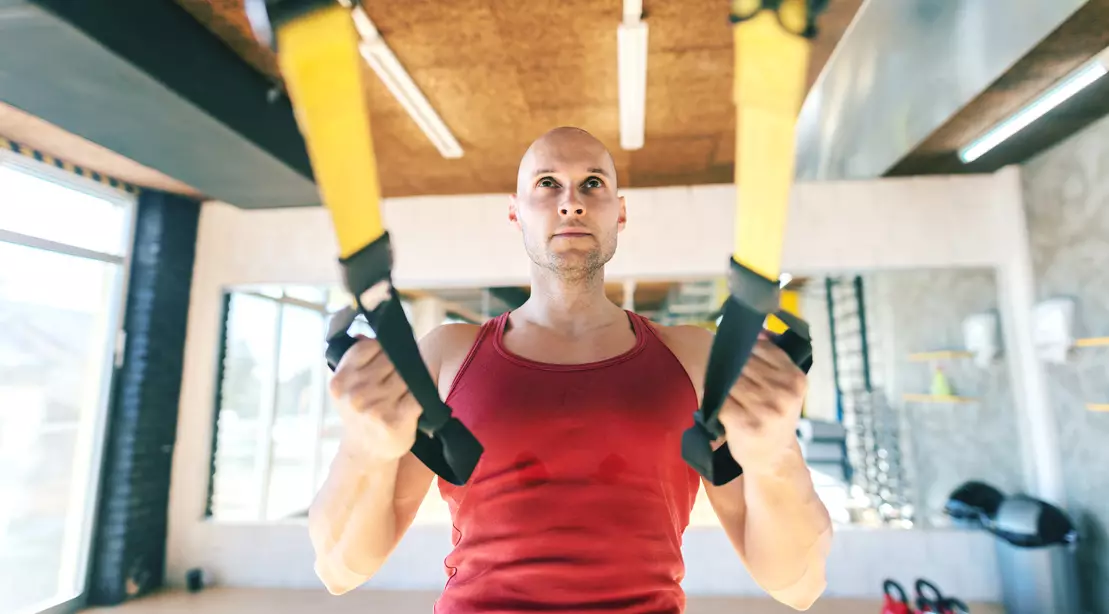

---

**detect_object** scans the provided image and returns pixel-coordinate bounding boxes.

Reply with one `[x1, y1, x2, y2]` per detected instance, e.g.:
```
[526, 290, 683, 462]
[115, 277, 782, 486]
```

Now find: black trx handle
[324, 233, 483, 486]
[681, 257, 813, 486]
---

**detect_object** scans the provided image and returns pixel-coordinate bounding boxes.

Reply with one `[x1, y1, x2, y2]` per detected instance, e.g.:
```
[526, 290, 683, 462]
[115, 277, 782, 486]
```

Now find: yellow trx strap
[273, 5, 383, 259]
[732, 0, 811, 279]
[248, 0, 482, 486]
[680, 0, 823, 485]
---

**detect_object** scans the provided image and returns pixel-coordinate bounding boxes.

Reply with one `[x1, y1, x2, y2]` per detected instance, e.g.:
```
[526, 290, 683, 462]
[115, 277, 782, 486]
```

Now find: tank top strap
[444, 312, 508, 402]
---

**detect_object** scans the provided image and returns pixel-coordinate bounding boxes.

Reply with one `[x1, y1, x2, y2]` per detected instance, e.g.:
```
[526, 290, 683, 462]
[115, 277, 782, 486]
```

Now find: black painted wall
[87, 190, 201, 606]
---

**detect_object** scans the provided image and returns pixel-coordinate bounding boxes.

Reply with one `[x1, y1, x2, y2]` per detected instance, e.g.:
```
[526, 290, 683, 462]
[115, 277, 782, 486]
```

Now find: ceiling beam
[1, 0, 316, 207]
[886, 2, 1109, 176]
[794, 0, 1087, 181]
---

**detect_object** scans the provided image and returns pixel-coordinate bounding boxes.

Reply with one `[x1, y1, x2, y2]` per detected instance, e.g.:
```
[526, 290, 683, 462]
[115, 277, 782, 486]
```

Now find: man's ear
[617, 194, 627, 232]
[508, 194, 521, 229]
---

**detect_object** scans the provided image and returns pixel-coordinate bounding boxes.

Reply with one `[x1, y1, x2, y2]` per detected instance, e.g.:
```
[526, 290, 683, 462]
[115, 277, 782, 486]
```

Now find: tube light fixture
[958, 48, 1109, 164]
[352, 7, 463, 159]
[618, 0, 648, 151]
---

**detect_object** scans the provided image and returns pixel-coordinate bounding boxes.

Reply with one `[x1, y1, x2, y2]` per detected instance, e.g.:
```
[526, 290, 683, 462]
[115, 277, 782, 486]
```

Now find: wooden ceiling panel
[366, 3, 516, 70]
[645, 49, 734, 140]
[488, 0, 622, 59]
[629, 136, 717, 177]
[647, 3, 732, 52]
[172, 0, 863, 199]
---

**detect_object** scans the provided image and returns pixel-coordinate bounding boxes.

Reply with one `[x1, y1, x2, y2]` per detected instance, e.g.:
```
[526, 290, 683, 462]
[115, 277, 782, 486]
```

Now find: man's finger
[329, 339, 386, 397]
[748, 339, 805, 388]
[338, 336, 383, 370]
[729, 370, 775, 410]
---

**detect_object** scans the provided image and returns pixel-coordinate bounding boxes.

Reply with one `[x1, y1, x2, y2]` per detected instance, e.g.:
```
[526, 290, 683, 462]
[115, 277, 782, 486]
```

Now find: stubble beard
[523, 228, 617, 284]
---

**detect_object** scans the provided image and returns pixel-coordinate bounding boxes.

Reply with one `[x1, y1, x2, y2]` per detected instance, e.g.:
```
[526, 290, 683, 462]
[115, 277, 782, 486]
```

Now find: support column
[411, 296, 446, 340]
[622, 279, 637, 311]
[88, 190, 201, 605]
[993, 165, 1065, 504]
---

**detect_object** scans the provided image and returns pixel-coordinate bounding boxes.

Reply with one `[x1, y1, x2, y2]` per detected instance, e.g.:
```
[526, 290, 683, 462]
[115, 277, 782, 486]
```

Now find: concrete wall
[166, 176, 1034, 603]
[1021, 111, 1109, 614]
[864, 269, 1026, 528]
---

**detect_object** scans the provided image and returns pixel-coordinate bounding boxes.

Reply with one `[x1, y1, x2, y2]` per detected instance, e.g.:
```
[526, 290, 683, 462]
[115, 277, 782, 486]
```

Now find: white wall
[167, 171, 1037, 602]
[187, 173, 1017, 291]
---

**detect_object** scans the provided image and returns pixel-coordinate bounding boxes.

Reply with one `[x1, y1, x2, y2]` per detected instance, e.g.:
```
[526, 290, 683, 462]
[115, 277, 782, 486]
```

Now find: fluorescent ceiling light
[617, 0, 648, 151]
[352, 7, 463, 159]
[959, 49, 1109, 164]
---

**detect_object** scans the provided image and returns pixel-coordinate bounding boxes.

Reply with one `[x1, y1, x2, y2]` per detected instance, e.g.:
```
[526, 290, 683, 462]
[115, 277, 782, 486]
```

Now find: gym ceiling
[0, 0, 1108, 206]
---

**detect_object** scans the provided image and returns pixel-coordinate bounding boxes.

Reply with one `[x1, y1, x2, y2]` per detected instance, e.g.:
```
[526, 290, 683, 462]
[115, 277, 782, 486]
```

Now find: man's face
[509, 128, 626, 281]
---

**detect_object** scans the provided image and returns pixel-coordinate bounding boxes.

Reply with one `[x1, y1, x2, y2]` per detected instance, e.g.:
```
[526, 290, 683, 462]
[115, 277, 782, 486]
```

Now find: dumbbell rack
[825, 276, 912, 524]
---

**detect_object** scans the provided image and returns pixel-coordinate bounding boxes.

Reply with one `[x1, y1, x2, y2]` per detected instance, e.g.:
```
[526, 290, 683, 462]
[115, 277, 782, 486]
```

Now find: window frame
[206, 287, 336, 523]
[0, 149, 138, 614]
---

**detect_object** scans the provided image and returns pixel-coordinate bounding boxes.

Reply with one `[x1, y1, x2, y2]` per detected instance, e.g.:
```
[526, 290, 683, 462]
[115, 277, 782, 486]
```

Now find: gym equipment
[944, 480, 1005, 528]
[244, 0, 481, 486]
[245, 0, 824, 486]
[944, 488, 1082, 614]
[881, 579, 912, 614]
[680, 0, 824, 485]
[991, 494, 1081, 614]
[914, 578, 970, 614]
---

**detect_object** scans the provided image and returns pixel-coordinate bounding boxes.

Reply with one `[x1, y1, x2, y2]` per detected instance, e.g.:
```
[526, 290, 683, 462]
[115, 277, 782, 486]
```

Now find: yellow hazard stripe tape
[0, 136, 140, 195]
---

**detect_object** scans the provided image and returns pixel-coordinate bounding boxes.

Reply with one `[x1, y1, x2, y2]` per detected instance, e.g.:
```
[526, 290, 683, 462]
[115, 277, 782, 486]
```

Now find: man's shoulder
[648, 321, 714, 353]
[420, 321, 483, 356]
[643, 320, 714, 379]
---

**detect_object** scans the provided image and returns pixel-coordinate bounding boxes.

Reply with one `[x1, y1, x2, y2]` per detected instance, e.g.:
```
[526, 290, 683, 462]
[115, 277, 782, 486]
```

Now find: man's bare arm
[659, 324, 831, 610]
[307, 324, 473, 595]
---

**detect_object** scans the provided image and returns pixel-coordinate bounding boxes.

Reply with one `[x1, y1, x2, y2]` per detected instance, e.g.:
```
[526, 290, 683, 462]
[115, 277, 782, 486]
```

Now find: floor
[80, 587, 1007, 613]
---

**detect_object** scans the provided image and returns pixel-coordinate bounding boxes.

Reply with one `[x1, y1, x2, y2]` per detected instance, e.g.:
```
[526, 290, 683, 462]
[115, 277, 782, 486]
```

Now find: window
[0, 154, 134, 614]
[208, 286, 338, 521]
[207, 286, 468, 523]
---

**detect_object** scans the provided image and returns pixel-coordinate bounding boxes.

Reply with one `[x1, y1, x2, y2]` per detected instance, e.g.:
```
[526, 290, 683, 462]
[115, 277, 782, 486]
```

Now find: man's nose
[559, 192, 585, 216]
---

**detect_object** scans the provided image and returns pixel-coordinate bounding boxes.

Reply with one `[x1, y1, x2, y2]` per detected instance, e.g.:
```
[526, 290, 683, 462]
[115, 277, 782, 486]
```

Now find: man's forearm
[741, 446, 832, 598]
[308, 441, 401, 592]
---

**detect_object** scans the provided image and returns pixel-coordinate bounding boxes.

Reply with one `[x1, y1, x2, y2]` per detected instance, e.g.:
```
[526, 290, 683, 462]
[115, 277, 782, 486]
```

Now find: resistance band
[245, 0, 482, 486]
[679, 0, 826, 485]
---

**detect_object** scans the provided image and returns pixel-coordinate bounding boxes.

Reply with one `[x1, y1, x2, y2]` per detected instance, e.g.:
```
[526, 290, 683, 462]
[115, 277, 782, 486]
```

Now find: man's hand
[717, 331, 808, 474]
[328, 335, 423, 466]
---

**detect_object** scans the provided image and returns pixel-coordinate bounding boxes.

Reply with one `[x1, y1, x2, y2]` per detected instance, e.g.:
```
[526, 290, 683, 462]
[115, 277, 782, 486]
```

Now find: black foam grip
[689, 330, 815, 485]
[325, 333, 357, 371]
[681, 259, 814, 485]
[325, 234, 483, 486]
[325, 320, 484, 486]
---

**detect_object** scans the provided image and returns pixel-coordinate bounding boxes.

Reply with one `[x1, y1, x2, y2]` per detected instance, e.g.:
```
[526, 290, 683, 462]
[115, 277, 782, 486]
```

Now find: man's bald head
[515, 127, 618, 195]
[508, 126, 627, 283]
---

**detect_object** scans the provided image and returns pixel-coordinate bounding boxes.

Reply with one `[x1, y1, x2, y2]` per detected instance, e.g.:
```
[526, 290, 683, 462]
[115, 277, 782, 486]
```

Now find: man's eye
[537, 178, 558, 188]
[583, 177, 604, 189]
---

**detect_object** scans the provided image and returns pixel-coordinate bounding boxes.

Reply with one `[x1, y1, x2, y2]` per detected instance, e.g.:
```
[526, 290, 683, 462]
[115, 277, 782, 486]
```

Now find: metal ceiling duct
[794, 0, 1090, 181]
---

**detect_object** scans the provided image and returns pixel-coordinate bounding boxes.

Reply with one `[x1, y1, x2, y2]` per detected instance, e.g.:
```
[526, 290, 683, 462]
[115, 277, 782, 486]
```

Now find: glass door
[0, 154, 135, 614]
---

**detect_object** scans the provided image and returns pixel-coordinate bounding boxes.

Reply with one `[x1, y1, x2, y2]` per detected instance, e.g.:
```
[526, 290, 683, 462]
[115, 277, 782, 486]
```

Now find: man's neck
[516, 267, 624, 337]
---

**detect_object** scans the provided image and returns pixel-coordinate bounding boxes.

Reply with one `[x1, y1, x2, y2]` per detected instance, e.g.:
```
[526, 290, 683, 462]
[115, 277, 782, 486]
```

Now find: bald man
[309, 127, 832, 613]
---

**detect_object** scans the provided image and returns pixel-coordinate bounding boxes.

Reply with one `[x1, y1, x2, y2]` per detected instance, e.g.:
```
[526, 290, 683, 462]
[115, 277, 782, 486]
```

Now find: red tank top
[435, 310, 702, 613]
